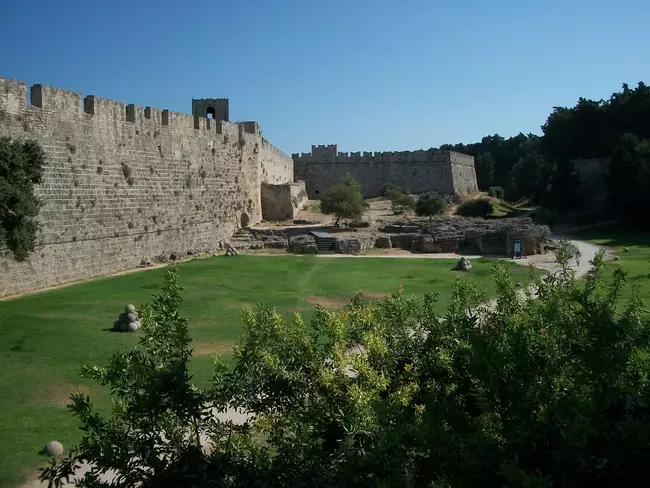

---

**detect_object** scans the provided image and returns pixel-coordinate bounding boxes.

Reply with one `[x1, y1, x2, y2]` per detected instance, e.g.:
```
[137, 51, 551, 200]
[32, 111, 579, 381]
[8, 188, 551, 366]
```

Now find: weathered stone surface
[294, 146, 478, 199]
[389, 233, 419, 250]
[127, 322, 139, 332]
[334, 235, 374, 254]
[289, 234, 317, 254]
[119, 321, 128, 332]
[374, 236, 392, 248]
[0, 76, 295, 298]
[414, 234, 441, 253]
[125, 304, 136, 314]
[425, 217, 550, 257]
[261, 181, 308, 221]
[379, 224, 422, 234]
[126, 312, 137, 323]
[44, 441, 64, 457]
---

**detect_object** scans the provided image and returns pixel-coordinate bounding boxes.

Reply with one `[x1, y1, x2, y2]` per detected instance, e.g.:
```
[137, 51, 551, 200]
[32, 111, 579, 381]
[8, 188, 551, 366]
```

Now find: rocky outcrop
[334, 235, 374, 254]
[390, 233, 420, 250]
[289, 234, 317, 254]
[375, 236, 391, 248]
[424, 217, 550, 256]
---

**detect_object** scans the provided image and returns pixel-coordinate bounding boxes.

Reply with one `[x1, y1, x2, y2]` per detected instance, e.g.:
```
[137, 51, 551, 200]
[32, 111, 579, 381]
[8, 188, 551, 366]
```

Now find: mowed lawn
[0, 254, 539, 486]
[571, 226, 650, 311]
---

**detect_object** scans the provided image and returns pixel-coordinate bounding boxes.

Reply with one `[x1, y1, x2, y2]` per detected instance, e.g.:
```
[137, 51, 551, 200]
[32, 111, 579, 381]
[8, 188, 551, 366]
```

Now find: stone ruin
[232, 217, 551, 257]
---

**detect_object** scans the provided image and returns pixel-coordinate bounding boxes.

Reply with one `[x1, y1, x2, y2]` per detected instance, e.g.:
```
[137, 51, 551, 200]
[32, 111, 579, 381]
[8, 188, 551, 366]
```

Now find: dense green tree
[414, 193, 446, 219]
[320, 173, 365, 225]
[0, 136, 46, 261]
[608, 133, 650, 223]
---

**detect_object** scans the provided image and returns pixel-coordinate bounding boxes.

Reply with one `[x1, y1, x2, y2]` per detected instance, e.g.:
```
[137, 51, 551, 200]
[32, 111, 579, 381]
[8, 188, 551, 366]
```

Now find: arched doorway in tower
[206, 106, 216, 119]
[240, 213, 250, 228]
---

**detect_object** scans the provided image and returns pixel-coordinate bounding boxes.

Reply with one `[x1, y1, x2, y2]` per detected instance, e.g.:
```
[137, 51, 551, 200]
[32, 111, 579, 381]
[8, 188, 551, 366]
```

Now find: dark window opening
[206, 106, 216, 119]
[240, 213, 250, 228]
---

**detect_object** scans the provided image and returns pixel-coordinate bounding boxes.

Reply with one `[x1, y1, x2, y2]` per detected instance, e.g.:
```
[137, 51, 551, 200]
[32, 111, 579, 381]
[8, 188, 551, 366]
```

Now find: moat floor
[1, 255, 542, 486]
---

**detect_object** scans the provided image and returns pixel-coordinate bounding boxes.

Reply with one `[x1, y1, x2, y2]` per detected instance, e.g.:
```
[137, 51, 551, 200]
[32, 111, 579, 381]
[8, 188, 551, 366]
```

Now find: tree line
[437, 82, 650, 224]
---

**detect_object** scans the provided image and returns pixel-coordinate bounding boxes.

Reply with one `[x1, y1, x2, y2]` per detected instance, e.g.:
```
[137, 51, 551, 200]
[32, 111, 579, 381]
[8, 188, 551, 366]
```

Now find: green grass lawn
[570, 225, 650, 311]
[0, 254, 540, 487]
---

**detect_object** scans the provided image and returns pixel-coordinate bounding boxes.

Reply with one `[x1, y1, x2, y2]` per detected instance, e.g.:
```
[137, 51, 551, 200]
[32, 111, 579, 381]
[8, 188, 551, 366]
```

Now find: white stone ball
[125, 304, 137, 314]
[44, 441, 63, 456]
[127, 322, 138, 332]
[126, 312, 137, 322]
[134, 320, 141, 330]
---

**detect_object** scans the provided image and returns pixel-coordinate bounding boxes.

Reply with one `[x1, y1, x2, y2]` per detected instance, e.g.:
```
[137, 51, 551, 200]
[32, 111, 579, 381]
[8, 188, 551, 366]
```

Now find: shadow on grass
[568, 224, 650, 248]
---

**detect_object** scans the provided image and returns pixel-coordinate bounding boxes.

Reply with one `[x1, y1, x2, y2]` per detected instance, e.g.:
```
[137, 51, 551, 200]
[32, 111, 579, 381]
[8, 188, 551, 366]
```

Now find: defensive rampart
[292, 144, 478, 198]
[0, 76, 292, 297]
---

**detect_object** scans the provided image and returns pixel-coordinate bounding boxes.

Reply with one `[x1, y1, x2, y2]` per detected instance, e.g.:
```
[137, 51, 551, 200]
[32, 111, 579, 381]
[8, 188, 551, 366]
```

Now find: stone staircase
[313, 233, 336, 253]
[229, 228, 264, 250]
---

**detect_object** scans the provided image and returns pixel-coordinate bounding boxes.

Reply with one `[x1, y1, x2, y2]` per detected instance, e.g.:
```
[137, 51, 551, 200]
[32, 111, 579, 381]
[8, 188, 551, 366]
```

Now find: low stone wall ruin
[241, 217, 550, 257]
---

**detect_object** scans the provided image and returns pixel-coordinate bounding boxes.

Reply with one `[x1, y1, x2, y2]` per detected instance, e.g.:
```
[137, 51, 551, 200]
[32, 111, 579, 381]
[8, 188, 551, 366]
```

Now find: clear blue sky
[1, 0, 649, 155]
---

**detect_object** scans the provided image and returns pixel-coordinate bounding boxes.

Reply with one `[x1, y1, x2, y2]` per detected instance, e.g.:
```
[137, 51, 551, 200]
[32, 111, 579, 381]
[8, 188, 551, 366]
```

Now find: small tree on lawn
[320, 173, 365, 225]
[415, 193, 447, 219]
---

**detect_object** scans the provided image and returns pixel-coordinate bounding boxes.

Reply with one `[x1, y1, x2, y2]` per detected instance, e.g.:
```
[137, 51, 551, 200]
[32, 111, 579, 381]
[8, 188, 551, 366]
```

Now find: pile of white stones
[113, 304, 141, 332]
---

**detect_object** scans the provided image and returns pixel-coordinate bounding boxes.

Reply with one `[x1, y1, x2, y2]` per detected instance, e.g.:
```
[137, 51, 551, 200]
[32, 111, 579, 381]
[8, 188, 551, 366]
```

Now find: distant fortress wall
[293, 144, 478, 198]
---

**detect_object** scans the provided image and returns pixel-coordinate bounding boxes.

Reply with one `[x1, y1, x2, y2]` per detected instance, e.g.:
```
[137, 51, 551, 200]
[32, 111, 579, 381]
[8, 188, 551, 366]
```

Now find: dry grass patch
[304, 296, 351, 309]
[29, 381, 95, 408]
[191, 340, 237, 357]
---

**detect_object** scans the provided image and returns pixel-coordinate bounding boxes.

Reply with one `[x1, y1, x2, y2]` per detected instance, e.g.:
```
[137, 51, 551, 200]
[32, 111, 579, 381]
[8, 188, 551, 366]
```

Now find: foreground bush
[43, 250, 650, 487]
[456, 197, 494, 217]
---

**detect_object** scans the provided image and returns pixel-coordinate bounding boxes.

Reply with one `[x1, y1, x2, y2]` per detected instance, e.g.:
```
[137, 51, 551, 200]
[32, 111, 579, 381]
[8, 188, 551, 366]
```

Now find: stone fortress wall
[293, 144, 478, 198]
[0, 76, 296, 297]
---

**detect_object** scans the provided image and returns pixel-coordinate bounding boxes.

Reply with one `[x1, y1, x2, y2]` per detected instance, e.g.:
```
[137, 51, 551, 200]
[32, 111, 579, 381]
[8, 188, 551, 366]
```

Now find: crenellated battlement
[293, 143, 478, 199]
[0, 76, 262, 143]
[0, 74, 297, 297]
[292, 146, 463, 164]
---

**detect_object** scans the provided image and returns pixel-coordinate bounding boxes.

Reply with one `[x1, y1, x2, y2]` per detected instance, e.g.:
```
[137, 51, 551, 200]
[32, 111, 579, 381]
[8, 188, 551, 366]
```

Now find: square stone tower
[192, 98, 229, 121]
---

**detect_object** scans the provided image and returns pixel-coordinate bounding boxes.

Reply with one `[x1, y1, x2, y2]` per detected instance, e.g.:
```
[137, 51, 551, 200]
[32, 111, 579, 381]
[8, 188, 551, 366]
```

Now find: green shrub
[0, 136, 46, 261]
[380, 182, 408, 197]
[389, 192, 416, 214]
[488, 186, 505, 199]
[415, 193, 447, 219]
[320, 173, 365, 225]
[456, 198, 493, 217]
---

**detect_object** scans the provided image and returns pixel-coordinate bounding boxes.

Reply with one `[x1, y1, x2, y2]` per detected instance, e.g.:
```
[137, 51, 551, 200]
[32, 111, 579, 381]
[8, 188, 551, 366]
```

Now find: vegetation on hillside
[41, 249, 650, 487]
[0, 136, 45, 261]
[456, 197, 494, 217]
[320, 173, 365, 225]
[438, 82, 650, 224]
[415, 193, 447, 219]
